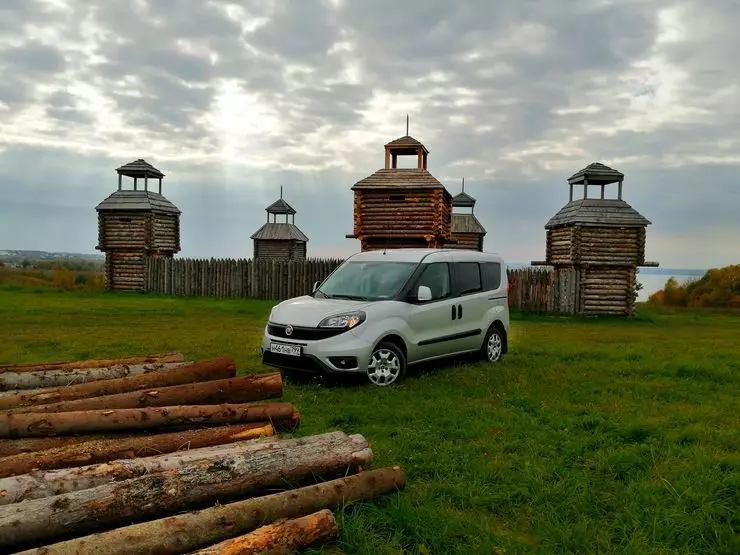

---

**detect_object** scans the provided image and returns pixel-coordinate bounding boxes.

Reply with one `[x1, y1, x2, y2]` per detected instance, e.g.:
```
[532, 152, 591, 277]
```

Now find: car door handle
[451, 305, 457, 320]
[457, 304, 462, 319]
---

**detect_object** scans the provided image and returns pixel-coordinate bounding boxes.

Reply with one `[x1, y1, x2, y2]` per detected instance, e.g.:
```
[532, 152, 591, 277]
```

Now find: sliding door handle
[457, 304, 462, 319]
[451, 305, 457, 320]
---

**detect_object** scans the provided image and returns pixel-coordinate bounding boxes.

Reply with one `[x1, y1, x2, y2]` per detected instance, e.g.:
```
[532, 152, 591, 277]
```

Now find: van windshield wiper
[328, 294, 368, 301]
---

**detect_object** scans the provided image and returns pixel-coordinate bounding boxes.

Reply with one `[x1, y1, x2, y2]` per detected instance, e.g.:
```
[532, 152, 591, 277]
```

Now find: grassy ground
[1, 286, 738, 555]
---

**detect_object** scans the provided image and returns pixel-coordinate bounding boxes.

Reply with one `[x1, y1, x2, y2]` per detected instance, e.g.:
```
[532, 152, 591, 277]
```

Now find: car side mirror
[417, 285, 432, 302]
[312, 281, 320, 292]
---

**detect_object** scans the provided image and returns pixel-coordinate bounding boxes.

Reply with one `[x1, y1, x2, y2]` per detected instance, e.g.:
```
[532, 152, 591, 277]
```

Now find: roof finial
[280, 185, 283, 199]
[462, 177, 465, 193]
[406, 114, 409, 136]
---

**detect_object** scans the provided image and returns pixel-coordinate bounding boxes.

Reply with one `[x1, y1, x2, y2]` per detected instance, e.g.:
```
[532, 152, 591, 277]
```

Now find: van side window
[480, 262, 502, 291]
[454, 262, 482, 295]
[415, 263, 450, 301]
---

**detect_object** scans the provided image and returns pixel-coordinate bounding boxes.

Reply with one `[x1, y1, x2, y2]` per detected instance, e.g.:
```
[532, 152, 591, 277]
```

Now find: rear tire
[366, 341, 406, 386]
[481, 326, 504, 363]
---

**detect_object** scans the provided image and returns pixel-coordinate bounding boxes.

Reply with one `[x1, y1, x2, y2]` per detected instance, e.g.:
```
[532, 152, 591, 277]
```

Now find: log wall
[353, 188, 452, 252]
[361, 237, 430, 251]
[97, 214, 148, 251]
[577, 227, 643, 266]
[544, 224, 646, 316]
[449, 232, 483, 251]
[253, 240, 307, 261]
[579, 265, 635, 316]
[151, 214, 180, 252]
[98, 211, 181, 292]
[545, 227, 574, 264]
[105, 251, 147, 291]
[354, 190, 438, 236]
[546, 225, 647, 267]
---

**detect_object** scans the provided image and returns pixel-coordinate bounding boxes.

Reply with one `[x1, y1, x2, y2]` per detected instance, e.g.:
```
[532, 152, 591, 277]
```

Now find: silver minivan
[261, 248, 510, 386]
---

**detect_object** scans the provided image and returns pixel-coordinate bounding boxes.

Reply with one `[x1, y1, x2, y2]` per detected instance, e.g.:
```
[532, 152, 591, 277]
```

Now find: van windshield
[316, 261, 418, 301]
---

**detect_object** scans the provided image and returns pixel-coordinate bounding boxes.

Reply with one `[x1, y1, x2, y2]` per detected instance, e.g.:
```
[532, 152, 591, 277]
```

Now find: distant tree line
[648, 264, 740, 308]
[12, 259, 104, 272]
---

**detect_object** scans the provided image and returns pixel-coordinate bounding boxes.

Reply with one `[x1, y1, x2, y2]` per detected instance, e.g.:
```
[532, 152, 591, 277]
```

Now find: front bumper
[261, 324, 374, 375]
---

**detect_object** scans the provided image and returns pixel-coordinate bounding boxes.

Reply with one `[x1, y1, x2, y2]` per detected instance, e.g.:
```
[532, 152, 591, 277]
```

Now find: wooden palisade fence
[145, 257, 344, 301]
[144, 257, 575, 314]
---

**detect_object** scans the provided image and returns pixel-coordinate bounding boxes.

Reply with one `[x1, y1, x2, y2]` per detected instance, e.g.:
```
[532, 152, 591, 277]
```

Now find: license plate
[270, 342, 301, 357]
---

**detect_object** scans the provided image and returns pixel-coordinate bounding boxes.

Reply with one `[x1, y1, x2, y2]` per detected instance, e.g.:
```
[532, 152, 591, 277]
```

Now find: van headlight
[318, 311, 366, 329]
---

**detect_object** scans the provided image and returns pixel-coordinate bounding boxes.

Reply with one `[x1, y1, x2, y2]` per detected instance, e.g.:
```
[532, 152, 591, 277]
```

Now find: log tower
[345, 127, 452, 251]
[450, 178, 486, 251]
[95, 159, 181, 291]
[250, 187, 308, 260]
[532, 162, 658, 317]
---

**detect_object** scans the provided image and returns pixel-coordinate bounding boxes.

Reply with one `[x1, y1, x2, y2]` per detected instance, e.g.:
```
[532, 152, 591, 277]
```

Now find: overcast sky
[1, 0, 737, 268]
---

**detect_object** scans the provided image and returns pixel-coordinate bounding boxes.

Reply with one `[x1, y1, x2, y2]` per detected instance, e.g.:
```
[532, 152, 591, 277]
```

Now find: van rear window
[480, 262, 502, 291]
[455, 262, 482, 295]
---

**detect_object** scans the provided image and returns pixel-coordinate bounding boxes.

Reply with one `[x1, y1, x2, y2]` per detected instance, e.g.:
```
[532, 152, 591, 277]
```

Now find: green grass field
[1, 286, 738, 555]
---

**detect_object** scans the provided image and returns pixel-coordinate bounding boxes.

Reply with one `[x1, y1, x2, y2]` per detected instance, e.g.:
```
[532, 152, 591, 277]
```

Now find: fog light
[328, 356, 358, 369]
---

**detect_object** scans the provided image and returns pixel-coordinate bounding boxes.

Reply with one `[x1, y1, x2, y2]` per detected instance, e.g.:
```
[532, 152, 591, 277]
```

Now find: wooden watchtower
[250, 187, 308, 260]
[95, 159, 181, 291]
[450, 179, 486, 251]
[346, 126, 452, 251]
[532, 162, 658, 316]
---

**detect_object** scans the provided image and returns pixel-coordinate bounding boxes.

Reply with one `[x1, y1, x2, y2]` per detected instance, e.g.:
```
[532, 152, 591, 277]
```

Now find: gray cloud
[2, 41, 67, 74]
[0, 0, 738, 270]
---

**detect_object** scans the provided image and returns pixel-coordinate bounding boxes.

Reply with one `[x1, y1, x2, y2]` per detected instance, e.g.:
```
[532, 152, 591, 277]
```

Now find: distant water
[507, 263, 706, 303]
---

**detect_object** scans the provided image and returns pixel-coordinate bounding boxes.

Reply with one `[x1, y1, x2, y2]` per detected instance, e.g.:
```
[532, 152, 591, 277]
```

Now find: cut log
[192, 509, 338, 554]
[0, 357, 237, 410]
[8, 372, 283, 414]
[0, 432, 372, 550]
[0, 428, 324, 504]
[0, 362, 189, 392]
[17, 466, 405, 555]
[0, 353, 184, 374]
[0, 414, 297, 460]
[0, 402, 295, 438]
[0, 435, 118, 457]
[0, 422, 275, 478]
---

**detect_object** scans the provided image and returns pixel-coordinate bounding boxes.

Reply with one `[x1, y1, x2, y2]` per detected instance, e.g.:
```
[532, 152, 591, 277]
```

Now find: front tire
[366, 341, 406, 386]
[481, 326, 504, 363]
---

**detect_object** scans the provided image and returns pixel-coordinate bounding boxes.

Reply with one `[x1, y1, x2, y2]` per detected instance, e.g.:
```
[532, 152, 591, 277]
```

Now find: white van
[261, 248, 510, 386]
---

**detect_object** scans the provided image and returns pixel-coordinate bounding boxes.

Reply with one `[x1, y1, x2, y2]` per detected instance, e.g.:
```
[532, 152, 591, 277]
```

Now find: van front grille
[267, 323, 346, 341]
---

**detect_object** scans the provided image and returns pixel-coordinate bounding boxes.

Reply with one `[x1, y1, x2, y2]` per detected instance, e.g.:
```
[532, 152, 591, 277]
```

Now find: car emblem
[285, 325, 293, 336]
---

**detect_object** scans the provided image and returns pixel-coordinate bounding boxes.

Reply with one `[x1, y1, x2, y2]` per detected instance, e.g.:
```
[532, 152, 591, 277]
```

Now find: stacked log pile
[0, 353, 406, 554]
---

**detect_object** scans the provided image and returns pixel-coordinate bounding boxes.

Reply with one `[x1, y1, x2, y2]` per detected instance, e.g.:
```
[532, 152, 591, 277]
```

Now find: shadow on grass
[283, 352, 483, 389]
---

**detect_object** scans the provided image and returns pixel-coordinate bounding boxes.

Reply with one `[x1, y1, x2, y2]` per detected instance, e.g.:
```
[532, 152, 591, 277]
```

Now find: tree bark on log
[0, 362, 189, 392]
[0, 357, 237, 410]
[0, 422, 275, 479]
[0, 435, 118, 457]
[0, 428, 332, 505]
[0, 412, 298, 459]
[0, 402, 295, 438]
[0, 353, 184, 374]
[192, 510, 337, 554]
[0, 432, 372, 550]
[8, 373, 283, 414]
[16, 466, 405, 555]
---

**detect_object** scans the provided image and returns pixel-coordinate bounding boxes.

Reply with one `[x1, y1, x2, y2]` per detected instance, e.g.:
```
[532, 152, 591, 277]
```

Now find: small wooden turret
[346, 117, 452, 251]
[95, 159, 181, 291]
[532, 162, 658, 316]
[250, 187, 308, 260]
[450, 178, 486, 251]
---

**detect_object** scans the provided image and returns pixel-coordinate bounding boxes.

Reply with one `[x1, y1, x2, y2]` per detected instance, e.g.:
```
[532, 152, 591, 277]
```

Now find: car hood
[269, 295, 373, 327]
